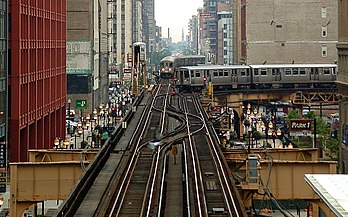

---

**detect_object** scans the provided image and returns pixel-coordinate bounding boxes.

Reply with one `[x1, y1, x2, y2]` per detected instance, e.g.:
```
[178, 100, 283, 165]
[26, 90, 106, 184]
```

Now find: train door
[253, 69, 259, 82]
[310, 68, 319, 80]
[184, 69, 190, 85]
[179, 69, 183, 84]
[272, 68, 281, 81]
[230, 69, 236, 82]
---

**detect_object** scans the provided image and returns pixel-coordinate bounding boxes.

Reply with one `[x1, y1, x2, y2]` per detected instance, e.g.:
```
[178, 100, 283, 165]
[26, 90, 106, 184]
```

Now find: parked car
[232, 142, 246, 149]
[66, 120, 78, 128]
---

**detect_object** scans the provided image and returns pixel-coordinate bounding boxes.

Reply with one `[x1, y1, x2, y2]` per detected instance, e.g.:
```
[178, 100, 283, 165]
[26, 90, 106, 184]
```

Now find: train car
[249, 64, 337, 88]
[176, 63, 337, 91]
[177, 64, 251, 91]
[210, 65, 251, 89]
[159, 56, 176, 79]
[174, 55, 206, 67]
[160, 55, 206, 80]
[176, 65, 215, 91]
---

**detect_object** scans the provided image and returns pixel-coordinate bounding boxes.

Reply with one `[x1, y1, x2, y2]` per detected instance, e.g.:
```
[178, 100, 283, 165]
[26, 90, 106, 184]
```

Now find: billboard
[66, 41, 92, 74]
[290, 119, 312, 132]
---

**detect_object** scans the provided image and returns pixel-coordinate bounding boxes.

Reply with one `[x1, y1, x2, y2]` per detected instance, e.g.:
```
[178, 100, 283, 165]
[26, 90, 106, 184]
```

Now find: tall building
[66, 0, 109, 114]
[337, 0, 348, 173]
[108, 0, 116, 66]
[113, 0, 144, 74]
[188, 15, 198, 54]
[9, 0, 66, 162]
[142, 0, 156, 54]
[0, 0, 7, 170]
[201, 0, 231, 58]
[240, 0, 338, 64]
[217, 10, 233, 65]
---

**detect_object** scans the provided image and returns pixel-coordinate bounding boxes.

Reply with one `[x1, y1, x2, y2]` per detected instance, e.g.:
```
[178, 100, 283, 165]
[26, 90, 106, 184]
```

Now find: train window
[190, 71, 194, 78]
[241, 70, 246, 77]
[293, 68, 299, 75]
[219, 70, 224, 77]
[332, 68, 336, 75]
[213, 70, 218, 77]
[260, 69, 267, 76]
[254, 69, 259, 76]
[195, 71, 201, 77]
[323, 68, 330, 75]
[300, 68, 306, 75]
[223, 70, 228, 76]
[285, 69, 291, 75]
[184, 71, 189, 78]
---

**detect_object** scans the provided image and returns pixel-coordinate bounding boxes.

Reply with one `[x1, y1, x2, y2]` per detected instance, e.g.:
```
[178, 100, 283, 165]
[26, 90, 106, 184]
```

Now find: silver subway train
[175, 63, 337, 91]
[159, 55, 206, 79]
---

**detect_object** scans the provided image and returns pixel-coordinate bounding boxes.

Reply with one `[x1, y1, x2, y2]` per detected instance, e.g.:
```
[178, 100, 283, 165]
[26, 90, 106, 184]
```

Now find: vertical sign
[0, 141, 6, 193]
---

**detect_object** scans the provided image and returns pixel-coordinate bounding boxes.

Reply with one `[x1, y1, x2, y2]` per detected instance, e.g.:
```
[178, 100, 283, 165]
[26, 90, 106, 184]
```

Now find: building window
[322, 26, 327, 37]
[0, 11, 4, 39]
[322, 45, 328, 57]
[224, 32, 227, 38]
[224, 41, 227, 47]
[321, 7, 327, 18]
[224, 24, 227, 30]
[224, 50, 227, 55]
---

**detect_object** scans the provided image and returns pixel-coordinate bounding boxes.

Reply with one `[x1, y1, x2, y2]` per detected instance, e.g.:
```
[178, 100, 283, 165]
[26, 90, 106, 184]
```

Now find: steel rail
[108, 86, 162, 217]
[183, 140, 191, 217]
[146, 83, 171, 217]
[193, 95, 240, 217]
[183, 97, 207, 217]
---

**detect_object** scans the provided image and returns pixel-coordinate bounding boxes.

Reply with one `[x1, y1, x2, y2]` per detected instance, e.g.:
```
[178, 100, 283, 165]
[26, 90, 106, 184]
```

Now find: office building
[66, 0, 109, 114]
[9, 0, 66, 162]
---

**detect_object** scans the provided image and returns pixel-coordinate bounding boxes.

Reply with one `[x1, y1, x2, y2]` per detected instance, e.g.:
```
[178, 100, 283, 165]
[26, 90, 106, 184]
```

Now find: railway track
[55, 83, 247, 217]
[182, 94, 247, 217]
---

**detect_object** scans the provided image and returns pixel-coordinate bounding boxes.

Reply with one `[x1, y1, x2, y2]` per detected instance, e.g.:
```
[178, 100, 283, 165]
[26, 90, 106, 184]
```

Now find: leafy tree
[285, 110, 301, 125]
[325, 137, 339, 160]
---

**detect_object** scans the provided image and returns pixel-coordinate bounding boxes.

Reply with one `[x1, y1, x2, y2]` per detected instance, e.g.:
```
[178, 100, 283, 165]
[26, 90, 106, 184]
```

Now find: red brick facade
[9, 1, 66, 162]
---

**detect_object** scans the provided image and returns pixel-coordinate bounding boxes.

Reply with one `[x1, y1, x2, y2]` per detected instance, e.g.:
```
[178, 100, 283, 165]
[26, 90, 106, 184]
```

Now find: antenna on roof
[263, 61, 267, 65]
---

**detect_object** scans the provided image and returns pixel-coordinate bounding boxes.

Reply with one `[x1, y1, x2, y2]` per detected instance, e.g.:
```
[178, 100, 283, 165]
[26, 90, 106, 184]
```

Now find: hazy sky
[155, 0, 202, 43]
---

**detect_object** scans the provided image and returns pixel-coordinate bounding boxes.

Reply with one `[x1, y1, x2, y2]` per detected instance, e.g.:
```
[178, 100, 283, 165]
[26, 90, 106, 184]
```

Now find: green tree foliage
[325, 137, 339, 160]
[285, 110, 301, 125]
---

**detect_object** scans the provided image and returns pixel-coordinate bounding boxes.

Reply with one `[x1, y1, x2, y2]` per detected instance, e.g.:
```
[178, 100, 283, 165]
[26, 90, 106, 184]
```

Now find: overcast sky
[155, 0, 202, 43]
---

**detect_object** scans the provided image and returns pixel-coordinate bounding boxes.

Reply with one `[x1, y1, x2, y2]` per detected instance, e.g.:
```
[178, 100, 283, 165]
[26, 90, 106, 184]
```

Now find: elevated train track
[55, 82, 247, 217]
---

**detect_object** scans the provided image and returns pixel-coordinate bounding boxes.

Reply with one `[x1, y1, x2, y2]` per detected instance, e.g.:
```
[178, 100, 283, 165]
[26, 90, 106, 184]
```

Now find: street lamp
[78, 127, 84, 148]
[100, 110, 105, 125]
[67, 99, 72, 133]
[247, 127, 252, 153]
[54, 137, 60, 149]
[63, 138, 70, 149]
[86, 121, 91, 130]
[67, 99, 71, 116]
